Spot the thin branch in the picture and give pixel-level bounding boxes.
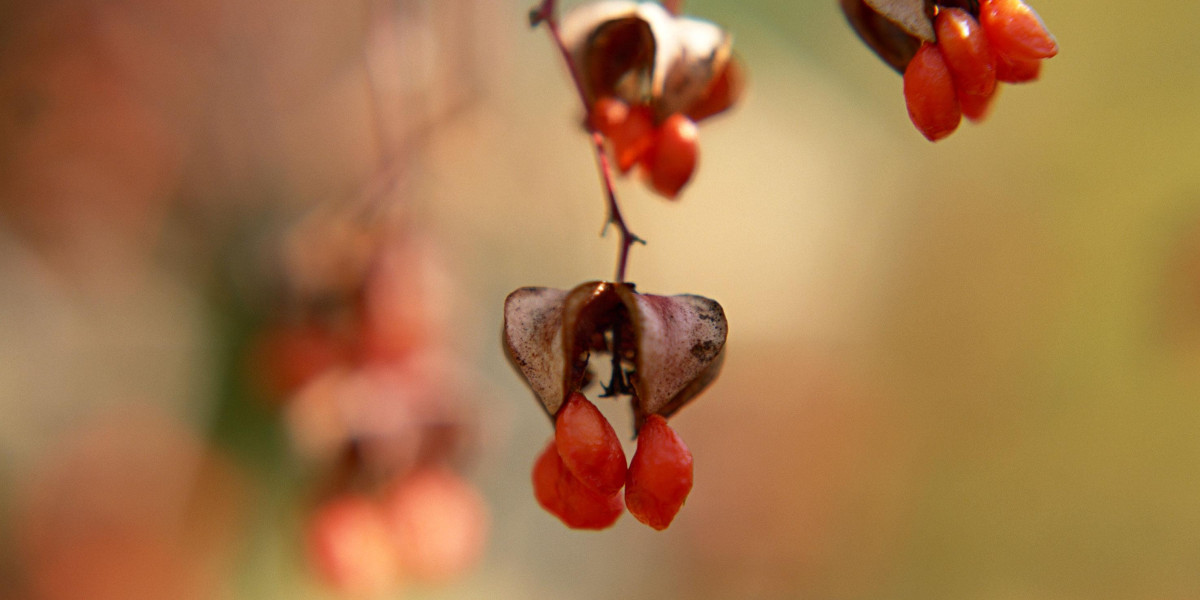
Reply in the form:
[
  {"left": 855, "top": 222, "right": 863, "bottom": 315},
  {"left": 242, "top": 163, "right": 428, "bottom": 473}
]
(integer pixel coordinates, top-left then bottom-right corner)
[{"left": 531, "top": 0, "right": 644, "bottom": 283}]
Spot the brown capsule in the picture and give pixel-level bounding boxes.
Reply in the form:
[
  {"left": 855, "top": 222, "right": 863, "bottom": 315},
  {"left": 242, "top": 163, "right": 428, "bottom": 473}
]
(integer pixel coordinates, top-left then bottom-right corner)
[
  {"left": 502, "top": 281, "right": 727, "bottom": 432},
  {"left": 841, "top": 0, "right": 988, "bottom": 73},
  {"left": 840, "top": 0, "right": 932, "bottom": 72},
  {"left": 560, "top": 1, "right": 738, "bottom": 123}
]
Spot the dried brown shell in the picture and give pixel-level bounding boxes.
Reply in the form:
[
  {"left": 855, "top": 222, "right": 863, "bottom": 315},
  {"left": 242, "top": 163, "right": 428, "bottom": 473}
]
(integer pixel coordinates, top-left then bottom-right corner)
[
  {"left": 841, "top": 0, "right": 928, "bottom": 72},
  {"left": 620, "top": 289, "right": 726, "bottom": 419},
  {"left": 560, "top": 1, "right": 735, "bottom": 122},
  {"left": 502, "top": 286, "right": 572, "bottom": 415},
  {"left": 503, "top": 281, "right": 727, "bottom": 430},
  {"left": 841, "top": 0, "right": 983, "bottom": 73}
]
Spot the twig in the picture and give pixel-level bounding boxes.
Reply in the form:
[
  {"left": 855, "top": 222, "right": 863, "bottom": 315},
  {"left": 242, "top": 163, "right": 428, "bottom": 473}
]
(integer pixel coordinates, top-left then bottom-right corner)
[{"left": 531, "top": 0, "right": 644, "bottom": 283}]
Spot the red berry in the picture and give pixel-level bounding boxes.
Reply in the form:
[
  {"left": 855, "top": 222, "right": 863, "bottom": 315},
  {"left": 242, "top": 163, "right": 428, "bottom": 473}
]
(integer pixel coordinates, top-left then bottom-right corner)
[
  {"left": 589, "top": 97, "right": 655, "bottom": 173},
  {"left": 381, "top": 469, "right": 488, "bottom": 583},
  {"left": 980, "top": 0, "right": 1058, "bottom": 61},
  {"left": 625, "top": 414, "right": 693, "bottom": 530},
  {"left": 555, "top": 392, "right": 627, "bottom": 496},
  {"left": 589, "top": 96, "right": 626, "bottom": 133},
  {"left": 253, "top": 325, "right": 349, "bottom": 398},
  {"left": 532, "top": 440, "right": 624, "bottom": 530},
  {"left": 903, "top": 43, "right": 961, "bottom": 141},
  {"left": 640, "top": 113, "right": 698, "bottom": 199},
  {"left": 995, "top": 51, "right": 1042, "bottom": 83},
  {"left": 531, "top": 440, "right": 564, "bottom": 513},
  {"left": 306, "top": 495, "right": 398, "bottom": 595},
  {"left": 935, "top": 8, "right": 996, "bottom": 99},
  {"left": 958, "top": 85, "right": 997, "bottom": 121}
]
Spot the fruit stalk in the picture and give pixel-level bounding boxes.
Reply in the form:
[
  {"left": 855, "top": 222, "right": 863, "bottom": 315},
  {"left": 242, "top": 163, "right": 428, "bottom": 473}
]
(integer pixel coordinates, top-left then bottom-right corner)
[{"left": 531, "top": 0, "right": 642, "bottom": 283}]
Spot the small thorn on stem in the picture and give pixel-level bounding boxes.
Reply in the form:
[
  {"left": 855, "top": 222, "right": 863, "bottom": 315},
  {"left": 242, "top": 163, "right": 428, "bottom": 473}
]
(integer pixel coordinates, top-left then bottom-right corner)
[
  {"left": 529, "top": 0, "right": 555, "bottom": 27},
  {"left": 534, "top": 0, "right": 643, "bottom": 284}
]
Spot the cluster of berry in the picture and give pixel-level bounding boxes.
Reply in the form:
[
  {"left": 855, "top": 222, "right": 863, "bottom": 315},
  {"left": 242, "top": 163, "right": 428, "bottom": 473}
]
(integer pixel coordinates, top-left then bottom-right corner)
[
  {"left": 590, "top": 99, "right": 699, "bottom": 200},
  {"left": 904, "top": 0, "right": 1058, "bottom": 140},
  {"left": 504, "top": 282, "right": 727, "bottom": 531},
  {"left": 516, "top": 1, "right": 737, "bottom": 533},
  {"left": 556, "top": 0, "right": 742, "bottom": 198},
  {"left": 250, "top": 219, "right": 486, "bottom": 594},
  {"left": 533, "top": 393, "right": 693, "bottom": 530}
]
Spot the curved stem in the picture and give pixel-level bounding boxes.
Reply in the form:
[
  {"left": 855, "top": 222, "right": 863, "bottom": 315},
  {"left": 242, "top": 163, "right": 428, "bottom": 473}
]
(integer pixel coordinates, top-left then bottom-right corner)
[{"left": 531, "top": 0, "right": 643, "bottom": 283}]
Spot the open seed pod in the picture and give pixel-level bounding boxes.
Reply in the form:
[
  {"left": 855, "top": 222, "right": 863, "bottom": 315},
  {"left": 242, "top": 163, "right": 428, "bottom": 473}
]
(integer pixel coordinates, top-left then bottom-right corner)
[
  {"left": 840, "top": 0, "right": 981, "bottom": 72},
  {"left": 503, "top": 281, "right": 727, "bottom": 433},
  {"left": 559, "top": 1, "right": 739, "bottom": 122}
]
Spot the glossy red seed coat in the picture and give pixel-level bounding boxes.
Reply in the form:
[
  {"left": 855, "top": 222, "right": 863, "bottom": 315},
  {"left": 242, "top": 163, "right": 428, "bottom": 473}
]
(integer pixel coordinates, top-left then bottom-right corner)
[
  {"left": 532, "top": 440, "right": 624, "bottom": 530},
  {"left": 995, "top": 52, "right": 1042, "bottom": 83},
  {"left": 980, "top": 0, "right": 1057, "bottom": 61},
  {"left": 640, "top": 113, "right": 698, "bottom": 199},
  {"left": 555, "top": 392, "right": 627, "bottom": 495},
  {"left": 625, "top": 414, "right": 693, "bottom": 530},
  {"left": 903, "top": 43, "right": 961, "bottom": 141},
  {"left": 958, "top": 86, "right": 997, "bottom": 121},
  {"left": 590, "top": 97, "right": 656, "bottom": 173},
  {"left": 935, "top": 8, "right": 996, "bottom": 98}
]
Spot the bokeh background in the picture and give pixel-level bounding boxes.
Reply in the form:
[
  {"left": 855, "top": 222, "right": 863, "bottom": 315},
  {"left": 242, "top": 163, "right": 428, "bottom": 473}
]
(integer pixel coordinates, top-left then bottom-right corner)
[{"left": 3, "top": 0, "right": 1200, "bottom": 599}]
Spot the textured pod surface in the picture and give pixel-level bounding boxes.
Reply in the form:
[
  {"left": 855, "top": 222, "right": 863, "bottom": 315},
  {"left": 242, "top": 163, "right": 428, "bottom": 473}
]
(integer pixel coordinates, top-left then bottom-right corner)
[
  {"left": 840, "top": 0, "right": 929, "bottom": 73},
  {"left": 615, "top": 286, "right": 727, "bottom": 421},
  {"left": 504, "top": 282, "right": 727, "bottom": 425},
  {"left": 654, "top": 13, "right": 733, "bottom": 120},
  {"left": 561, "top": 1, "right": 734, "bottom": 122},
  {"left": 503, "top": 287, "right": 571, "bottom": 416},
  {"left": 863, "top": 0, "right": 935, "bottom": 41}
]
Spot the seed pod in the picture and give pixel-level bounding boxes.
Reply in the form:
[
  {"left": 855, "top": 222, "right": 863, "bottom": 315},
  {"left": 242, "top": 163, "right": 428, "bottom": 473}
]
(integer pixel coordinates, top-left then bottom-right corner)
[
  {"left": 503, "top": 281, "right": 727, "bottom": 431},
  {"left": 840, "top": 0, "right": 934, "bottom": 72},
  {"left": 560, "top": 1, "right": 737, "bottom": 122}
]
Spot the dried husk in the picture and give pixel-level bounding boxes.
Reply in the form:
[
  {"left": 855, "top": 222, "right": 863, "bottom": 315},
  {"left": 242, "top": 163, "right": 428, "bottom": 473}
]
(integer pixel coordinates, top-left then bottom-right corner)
[
  {"left": 840, "top": 0, "right": 933, "bottom": 72},
  {"left": 653, "top": 11, "right": 733, "bottom": 120},
  {"left": 503, "top": 281, "right": 727, "bottom": 429},
  {"left": 841, "top": 0, "right": 984, "bottom": 73},
  {"left": 560, "top": 1, "right": 734, "bottom": 121},
  {"left": 501, "top": 286, "right": 572, "bottom": 415}
]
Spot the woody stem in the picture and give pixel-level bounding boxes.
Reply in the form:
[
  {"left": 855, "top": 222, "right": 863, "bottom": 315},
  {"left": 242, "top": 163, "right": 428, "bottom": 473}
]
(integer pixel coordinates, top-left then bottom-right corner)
[{"left": 531, "top": 0, "right": 643, "bottom": 283}]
